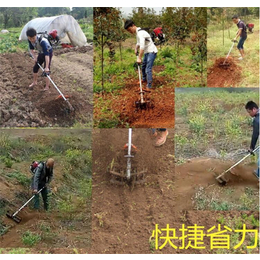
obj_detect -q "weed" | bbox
[4,158,13,168]
[188,115,206,135]
[217,215,225,225]
[6,171,31,186]
[21,231,41,246]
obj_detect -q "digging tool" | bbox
[125,128,134,180]
[37,63,74,112]
[29,53,74,112]
[222,40,238,66]
[135,57,150,110]
[110,128,147,184]
[216,146,260,185]
[6,187,45,223]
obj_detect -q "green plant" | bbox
[188,115,206,134]
[21,231,41,246]
[7,171,31,186]
[4,158,13,168]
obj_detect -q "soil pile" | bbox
[207,57,242,87]
[95,73,175,128]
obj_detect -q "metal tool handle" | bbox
[223,42,235,65]
[136,56,144,104]
[216,146,260,179]
[126,128,132,180]
[13,187,45,217]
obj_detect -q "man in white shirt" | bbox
[124,20,158,89]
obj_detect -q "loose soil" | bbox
[0,46,93,127]
[91,128,175,253]
[94,71,175,128]
[175,158,259,211]
[207,57,242,87]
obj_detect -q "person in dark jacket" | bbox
[26,28,53,91]
[232,15,247,60]
[245,101,259,178]
[32,158,54,210]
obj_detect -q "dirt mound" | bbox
[95,77,174,128]
[207,57,242,87]
[54,45,93,55]
[0,47,93,127]
[175,158,259,211]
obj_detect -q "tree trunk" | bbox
[101,34,104,94]
[119,41,122,62]
[222,20,224,46]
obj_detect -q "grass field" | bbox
[175,88,259,159]
[207,18,259,87]
[0,130,92,249]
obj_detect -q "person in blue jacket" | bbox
[26,28,53,91]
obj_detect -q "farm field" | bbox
[207,16,259,87]
[175,88,259,212]
[0,129,92,251]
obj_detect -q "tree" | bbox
[129,7,161,30]
[94,8,123,92]
[0,7,12,28]
[190,8,207,86]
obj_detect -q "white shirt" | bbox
[136,27,158,54]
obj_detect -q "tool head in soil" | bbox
[109,128,147,185]
[135,98,152,110]
[6,210,22,223]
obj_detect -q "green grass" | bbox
[94,43,206,93]
[192,185,259,211]
[175,88,259,159]
[0,27,27,53]
[207,18,259,87]
[214,213,259,254]
[6,171,31,186]
[21,231,41,247]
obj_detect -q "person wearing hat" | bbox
[32,158,54,211]
[124,20,158,90]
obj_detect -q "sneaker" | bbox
[155,130,169,147]
[238,57,243,60]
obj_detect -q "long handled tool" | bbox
[125,128,134,180]
[216,146,260,184]
[37,62,74,111]
[222,41,236,65]
[29,53,74,111]
[6,187,45,223]
[110,129,147,184]
[135,57,150,110]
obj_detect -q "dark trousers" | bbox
[33,52,53,73]
[34,187,49,210]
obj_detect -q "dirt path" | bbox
[0,46,93,127]
[91,129,175,253]
[207,57,242,87]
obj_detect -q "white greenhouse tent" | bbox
[19,15,87,47]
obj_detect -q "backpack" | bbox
[138,27,165,46]
[37,29,60,46]
[30,161,44,174]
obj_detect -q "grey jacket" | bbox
[32,162,53,190]
[250,111,259,150]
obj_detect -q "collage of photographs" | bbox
[0,6,259,255]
